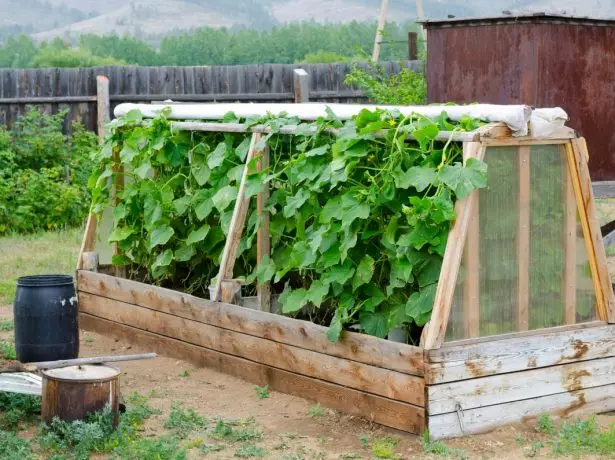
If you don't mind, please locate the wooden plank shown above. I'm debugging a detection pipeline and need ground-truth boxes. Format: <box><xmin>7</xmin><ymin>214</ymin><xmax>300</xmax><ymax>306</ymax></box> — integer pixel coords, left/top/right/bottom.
<box><xmin>77</xmin><ymin>271</ymin><xmax>424</xmax><ymax>376</ymax></box>
<box><xmin>79</xmin><ymin>313</ymin><xmax>425</xmax><ymax>434</ymax></box>
<box><xmin>571</xmin><ymin>138</ymin><xmax>615</xmax><ymax>323</ymax></box>
<box><xmin>565</xmin><ymin>167</ymin><xmax>577</xmax><ymax>324</ymax></box>
<box><xmin>422</xmin><ymin>142</ymin><xmax>486</xmax><ymax>350</ymax></box>
<box><xmin>517</xmin><ymin>146</ymin><xmax>531</xmax><ymax>331</ymax></box>
<box><xmin>293</xmin><ymin>69</ymin><xmax>310</xmax><ymax>103</ymax></box>
<box><xmin>256</xmin><ymin>145</ymin><xmax>271</xmax><ymax>312</ymax></box>
<box><xmin>463</xmin><ymin>195</ymin><xmax>480</xmax><ymax>338</ymax></box>
<box><xmin>426</xmin><ymin>322</ymin><xmax>615</xmax><ymax>384</ymax></box>
<box><xmin>428</xmin><ymin>355</ymin><xmax>615</xmax><ymax>415</ymax></box>
<box><xmin>212</xmin><ymin>133</ymin><xmax>260</xmax><ymax>301</ymax></box>
<box><xmin>428</xmin><ymin>382</ymin><xmax>615</xmax><ymax>439</ymax></box>
<box><xmin>80</xmin><ymin>293</ymin><xmax>424</xmax><ymax>405</ymax></box>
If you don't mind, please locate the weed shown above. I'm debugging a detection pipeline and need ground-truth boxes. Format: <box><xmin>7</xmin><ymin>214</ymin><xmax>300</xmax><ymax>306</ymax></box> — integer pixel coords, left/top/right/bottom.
<box><xmin>254</xmin><ymin>384</ymin><xmax>270</xmax><ymax>399</ymax></box>
<box><xmin>0</xmin><ymin>341</ymin><xmax>16</xmax><ymax>359</ymax></box>
<box><xmin>0</xmin><ymin>392</ymin><xmax>41</xmax><ymax>415</ymax></box>
<box><xmin>523</xmin><ymin>440</ymin><xmax>544</xmax><ymax>458</ymax></box>
<box><xmin>163</xmin><ymin>402</ymin><xmax>206</xmax><ymax>438</ymax></box>
<box><xmin>0</xmin><ymin>319</ymin><xmax>13</xmax><ymax>331</ymax></box>
<box><xmin>212</xmin><ymin>419</ymin><xmax>263</xmax><ymax>442</ymax></box>
<box><xmin>309</xmin><ymin>403</ymin><xmax>324</xmax><ymax>418</ymax></box>
<box><xmin>339</xmin><ymin>454</ymin><xmax>362</xmax><ymax>459</ymax></box>
<box><xmin>185</xmin><ymin>437</ymin><xmax>204</xmax><ymax>449</ymax></box>
<box><xmin>317</xmin><ymin>435</ymin><xmax>328</xmax><ymax>445</ymax></box>
<box><xmin>536</xmin><ymin>413</ymin><xmax>554</xmax><ymax>435</ymax></box>
<box><xmin>0</xmin><ymin>408</ymin><xmax>25</xmax><ymax>431</ymax></box>
<box><xmin>199</xmin><ymin>443</ymin><xmax>226</xmax><ymax>455</ymax></box>
<box><xmin>0</xmin><ymin>430</ymin><xmax>36</xmax><ymax>460</ymax></box>
<box><xmin>84</xmin><ymin>336</ymin><xmax>94</xmax><ymax>343</ymax></box>
<box><xmin>234</xmin><ymin>444</ymin><xmax>267</xmax><ymax>457</ymax></box>
<box><xmin>179</xmin><ymin>369</ymin><xmax>190</xmax><ymax>377</ymax></box>
<box><xmin>551</xmin><ymin>417</ymin><xmax>598</xmax><ymax>455</ymax></box>
<box><xmin>113</xmin><ymin>435</ymin><xmax>187</xmax><ymax>459</ymax></box>
<box><xmin>273</xmin><ymin>442</ymin><xmax>290</xmax><ymax>450</ymax></box>
<box><xmin>371</xmin><ymin>435</ymin><xmax>399</xmax><ymax>459</ymax></box>
<box><xmin>358</xmin><ymin>434</ymin><xmax>370</xmax><ymax>447</ymax></box>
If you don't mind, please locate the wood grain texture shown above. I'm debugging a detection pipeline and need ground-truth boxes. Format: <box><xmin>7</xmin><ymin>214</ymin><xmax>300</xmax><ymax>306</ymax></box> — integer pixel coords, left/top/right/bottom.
<box><xmin>256</xmin><ymin>145</ymin><xmax>271</xmax><ymax>312</ymax></box>
<box><xmin>79</xmin><ymin>292</ymin><xmax>424</xmax><ymax>405</ymax></box>
<box><xmin>517</xmin><ymin>146</ymin><xmax>531</xmax><ymax>331</ymax></box>
<box><xmin>77</xmin><ymin>271</ymin><xmax>424</xmax><ymax>376</ymax></box>
<box><xmin>79</xmin><ymin>313</ymin><xmax>425</xmax><ymax>434</ymax></box>
<box><xmin>565</xmin><ymin>168</ymin><xmax>577</xmax><ymax>324</ymax></box>
<box><xmin>428</xmin><ymin>355</ymin><xmax>615</xmax><ymax>414</ymax></box>
<box><xmin>426</xmin><ymin>322</ymin><xmax>615</xmax><ymax>384</ymax></box>
<box><xmin>428</xmin><ymin>382</ymin><xmax>615</xmax><ymax>439</ymax></box>
<box><xmin>76</xmin><ymin>214</ymin><xmax>97</xmax><ymax>271</ymax></box>
<box><xmin>571</xmin><ymin>138</ymin><xmax>615</xmax><ymax>323</ymax></box>
<box><xmin>422</xmin><ymin>142</ymin><xmax>486</xmax><ymax>349</ymax></box>
<box><xmin>463</xmin><ymin>196</ymin><xmax>480</xmax><ymax>338</ymax></box>
<box><xmin>293</xmin><ymin>69</ymin><xmax>310</xmax><ymax>103</ymax></box>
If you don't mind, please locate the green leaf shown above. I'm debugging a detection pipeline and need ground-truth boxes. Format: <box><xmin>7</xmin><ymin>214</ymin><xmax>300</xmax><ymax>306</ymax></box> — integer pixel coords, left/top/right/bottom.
<box><xmin>152</xmin><ymin>249</ymin><xmax>174</xmax><ymax>268</ymax></box>
<box><xmin>245</xmin><ymin>172</ymin><xmax>265</xmax><ymax>197</ymax></box>
<box><xmin>290</xmin><ymin>240</ymin><xmax>317</xmax><ymax>268</ymax></box>
<box><xmin>173</xmin><ymin>196</ymin><xmax>191</xmax><ymax>216</ymax></box>
<box><xmin>406</xmin><ymin>284</ymin><xmax>437</xmax><ymax>326</ymax></box>
<box><xmin>186</xmin><ymin>224</ymin><xmax>211</xmax><ymax>245</ymax></box>
<box><xmin>212</xmin><ymin>185</ymin><xmax>237</xmax><ymax>212</ymax></box>
<box><xmin>352</xmin><ymin>255</ymin><xmax>375</xmax><ymax>291</ymax></box>
<box><xmin>359</xmin><ymin>311</ymin><xmax>389</xmax><ymax>338</ymax></box>
<box><xmin>149</xmin><ymin>225</ymin><xmax>175</xmax><ymax>250</ymax></box>
<box><xmin>305</xmin><ymin>144</ymin><xmax>330</xmax><ymax>157</ymax></box>
<box><xmin>192</xmin><ymin>164</ymin><xmax>211</xmax><ymax>186</ymax></box>
<box><xmin>175</xmin><ymin>244</ymin><xmax>196</xmax><ymax>262</ymax></box>
<box><xmin>112</xmin><ymin>203</ymin><xmax>127</xmax><ymax>226</ymax></box>
<box><xmin>253</xmin><ymin>255</ymin><xmax>276</xmax><ymax>284</ymax></box>
<box><xmin>280</xmin><ymin>287</ymin><xmax>308</xmax><ymax>314</ymax></box>
<box><xmin>235</xmin><ymin>136</ymin><xmax>251</xmax><ymax>161</ymax></box>
<box><xmin>394</xmin><ymin>166</ymin><xmax>437</xmax><ymax>191</ymax></box>
<box><xmin>417</xmin><ymin>257</ymin><xmax>442</xmax><ymax>287</ymax></box>
<box><xmin>438</xmin><ymin>158</ymin><xmax>488</xmax><ymax>199</ymax></box>
<box><xmin>144</xmin><ymin>195</ymin><xmax>163</xmax><ymax>230</ymax></box>
<box><xmin>283</xmin><ymin>189</ymin><xmax>310</xmax><ymax>218</ymax></box>
<box><xmin>320</xmin><ymin>196</ymin><xmax>342</xmax><ymax>223</ymax></box>
<box><xmin>326</xmin><ymin>311</ymin><xmax>344</xmax><ymax>343</ymax></box>
<box><xmin>411</xmin><ymin>119</ymin><xmax>440</xmax><ymax>150</ymax></box>
<box><xmin>134</xmin><ymin>162</ymin><xmax>152</xmax><ymax>179</ymax></box>
<box><xmin>207</xmin><ymin>142</ymin><xmax>227</xmax><ymax>169</ymax></box>
<box><xmin>119</xmin><ymin>145</ymin><xmax>138</xmax><ymax>163</ymax></box>
<box><xmin>108</xmin><ymin>226</ymin><xmax>134</xmax><ymax>242</ymax></box>
<box><xmin>306</xmin><ymin>280</ymin><xmax>329</xmax><ymax>308</ymax></box>
<box><xmin>111</xmin><ymin>254</ymin><xmax>131</xmax><ymax>266</ymax></box>
<box><xmin>193</xmin><ymin>192</ymin><xmax>214</xmax><ymax>221</ymax></box>
<box><xmin>319</xmin><ymin>245</ymin><xmax>341</xmax><ymax>268</ymax></box>
<box><xmin>362</xmin><ymin>285</ymin><xmax>386</xmax><ymax>312</ymax></box>
<box><xmin>322</xmin><ymin>261</ymin><xmax>355</xmax><ymax>285</ymax></box>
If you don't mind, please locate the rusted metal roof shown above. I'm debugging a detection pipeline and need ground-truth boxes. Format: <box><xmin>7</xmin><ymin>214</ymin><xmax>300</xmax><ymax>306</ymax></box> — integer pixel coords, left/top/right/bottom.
<box><xmin>422</xmin><ymin>12</ymin><xmax>615</xmax><ymax>28</ymax></box>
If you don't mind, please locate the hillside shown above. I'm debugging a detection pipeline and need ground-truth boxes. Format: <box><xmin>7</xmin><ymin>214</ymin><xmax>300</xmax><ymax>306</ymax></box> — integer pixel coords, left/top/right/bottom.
<box><xmin>1</xmin><ymin>0</ymin><xmax>614</xmax><ymax>42</ymax></box>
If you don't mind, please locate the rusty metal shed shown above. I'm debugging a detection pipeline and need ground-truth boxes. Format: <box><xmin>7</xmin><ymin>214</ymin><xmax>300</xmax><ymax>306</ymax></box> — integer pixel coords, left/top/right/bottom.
<box><xmin>423</xmin><ymin>13</ymin><xmax>615</xmax><ymax>184</ymax></box>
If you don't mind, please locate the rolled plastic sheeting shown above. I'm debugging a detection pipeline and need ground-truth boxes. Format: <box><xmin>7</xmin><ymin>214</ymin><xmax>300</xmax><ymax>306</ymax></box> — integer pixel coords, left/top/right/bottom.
<box><xmin>114</xmin><ymin>102</ymin><xmax>536</xmax><ymax>136</ymax></box>
<box><xmin>529</xmin><ymin>108</ymin><xmax>569</xmax><ymax>138</ymax></box>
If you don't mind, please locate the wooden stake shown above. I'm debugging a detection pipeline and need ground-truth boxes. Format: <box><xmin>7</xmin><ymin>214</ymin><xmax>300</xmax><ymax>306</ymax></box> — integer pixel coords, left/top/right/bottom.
<box><xmin>220</xmin><ymin>280</ymin><xmax>242</xmax><ymax>305</ymax></box>
<box><xmin>256</xmin><ymin>145</ymin><xmax>271</xmax><ymax>312</ymax></box>
<box><xmin>371</xmin><ymin>0</ymin><xmax>389</xmax><ymax>62</ymax></box>
<box><xmin>564</xmin><ymin>161</ymin><xmax>577</xmax><ymax>324</ymax></box>
<box><xmin>213</xmin><ymin>133</ymin><xmax>261</xmax><ymax>301</ymax></box>
<box><xmin>463</xmin><ymin>196</ymin><xmax>480</xmax><ymax>338</ymax></box>
<box><xmin>293</xmin><ymin>69</ymin><xmax>310</xmax><ymax>103</ymax></box>
<box><xmin>80</xmin><ymin>252</ymin><xmax>99</xmax><ymax>272</ymax></box>
<box><xmin>517</xmin><ymin>146</ymin><xmax>531</xmax><ymax>331</ymax></box>
<box><xmin>422</xmin><ymin>142</ymin><xmax>486</xmax><ymax>349</ymax></box>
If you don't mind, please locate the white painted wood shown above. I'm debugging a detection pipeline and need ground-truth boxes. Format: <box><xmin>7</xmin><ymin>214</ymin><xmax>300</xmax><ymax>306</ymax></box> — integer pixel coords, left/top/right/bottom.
<box><xmin>428</xmin><ymin>383</ymin><xmax>615</xmax><ymax>439</ymax></box>
<box><xmin>428</xmin><ymin>356</ymin><xmax>615</xmax><ymax>414</ymax></box>
<box><xmin>426</xmin><ymin>323</ymin><xmax>615</xmax><ymax>384</ymax></box>
<box><xmin>0</xmin><ymin>373</ymin><xmax>42</xmax><ymax>396</ymax></box>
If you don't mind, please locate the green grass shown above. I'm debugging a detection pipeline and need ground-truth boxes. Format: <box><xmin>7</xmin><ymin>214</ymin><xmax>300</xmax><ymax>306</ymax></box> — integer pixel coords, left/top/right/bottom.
<box><xmin>253</xmin><ymin>384</ymin><xmax>270</xmax><ymax>399</ymax></box>
<box><xmin>163</xmin><ymin>402</ymin><xmax>207</xmax><ymax>438</ymax></box>
<box><xmin>234</xmin><ymin>444</ymin><xmax>267</xmax><ymax>457</ymax></box>
<box><xmin>0</xmin><ymin>341</ymin><xmax>16</xmax><ymax>359</ymax></box>
<box><xmin>0</xmin><ymin>228</ymin><xmax>82</xmax><ymax>305</ymax></box>
<box><xmin>308</xmin><ymin>403</ymin><xmax>324</xmax><ymax>418</ymax></box>
<box><xmin>0</xmin><ymin>319</ymin><xmax>13</xmax><ymax>331</ymax></box>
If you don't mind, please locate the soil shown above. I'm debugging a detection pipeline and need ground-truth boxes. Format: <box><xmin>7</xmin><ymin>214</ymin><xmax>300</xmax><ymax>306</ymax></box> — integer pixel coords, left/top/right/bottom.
<box><xmin>1</xmin><ymin>304</ymin><xmax>613</xmax><ymax>459</ymax></box>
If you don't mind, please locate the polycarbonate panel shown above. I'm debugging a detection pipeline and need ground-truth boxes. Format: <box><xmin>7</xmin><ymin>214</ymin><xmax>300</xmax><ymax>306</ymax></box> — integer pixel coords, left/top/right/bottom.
<box><xmin>445</xmin><ymin>144</ymin><xmax>597</xmax><ymax>342</ymax></box>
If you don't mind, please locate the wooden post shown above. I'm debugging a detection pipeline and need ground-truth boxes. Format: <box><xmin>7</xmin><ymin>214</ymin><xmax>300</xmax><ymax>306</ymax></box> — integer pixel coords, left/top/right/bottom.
<box><xmin>421</xmin><ymin>142</ymin><xmax>487</xmax><ymax>349</ymax></box>
<box><xmin>371</xmin><ymin>0</ymin><xmax>390</xmax><ymax>62</ymax></box>
<box><xmin>256</xmin><ymin>145</ymin><xmax>271</xmax><ymax>312</ymax></box>
<box><xmin>77</xmin><ymin>76</ymin><xmax>110</xmax><ymax>271</ymax></box>
<box><xmin>567</xmin><ymin>139</ymin><xmax>615</xmax><ymax>323</ymax></box>
<box><xmin>80</xmin><ymin>252</ymin><xmax>99</xmax><ymax>272</ymax></box>
<box><xmin>463</xmin><ymin>199</ymin><xmax>480</xmax><ymax>338</ymax></box>
<box><xmin>517</xmin><ymin>146</ymin><xmax>531</xmax><ymax>331</ymax></box>
<box><xmin>220</xmin><ymin>280</ymin><xmax>242</xmax><ymax>305</ymax></box>
<box><xmin>564</xmin><ymin>164</ymin><xmax>577</xmax><ymax>324</ymax></box>
<box><xmin>213</xmin><ymin>133</ymin><xmax>261</xmax><ymax>301</ymax></box>
<box><xmin>408</xmin><ymin>32</ymin><xmax>418</xmax><ymax>60</ymax></box>
<box><xmin>293</xmin><ymin>69</ymin><xmax>310</xmax><ymax>103</ymax></box>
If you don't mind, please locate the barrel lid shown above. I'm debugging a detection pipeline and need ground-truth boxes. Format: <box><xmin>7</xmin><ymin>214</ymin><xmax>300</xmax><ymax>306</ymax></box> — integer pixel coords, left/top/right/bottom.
<box><xmin>42</xmin><ymin>365</ymin><xmax>120</xmax><ymax>382</ymax></box>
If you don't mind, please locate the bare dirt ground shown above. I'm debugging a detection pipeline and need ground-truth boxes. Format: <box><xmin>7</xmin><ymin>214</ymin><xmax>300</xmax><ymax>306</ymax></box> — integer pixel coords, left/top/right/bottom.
<box><xmin>1</xmin><ymin>304</ymin><xmax>613</xmax><ymax>459</ymax></box>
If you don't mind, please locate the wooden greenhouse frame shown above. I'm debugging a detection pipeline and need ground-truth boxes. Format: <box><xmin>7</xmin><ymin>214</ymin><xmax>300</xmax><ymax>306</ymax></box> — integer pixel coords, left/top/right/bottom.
<box><xmin>76</xmin><ymin>99</ymin><xmax>615</xmax><ymax>439</ymax></box>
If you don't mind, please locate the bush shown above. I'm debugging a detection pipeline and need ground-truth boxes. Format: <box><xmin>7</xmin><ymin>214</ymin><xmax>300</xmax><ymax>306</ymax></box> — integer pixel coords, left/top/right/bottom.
<box><xmin>0</xmin><ymin>107</ymin><xmax>97</xmax><ymax>234</ymax></box>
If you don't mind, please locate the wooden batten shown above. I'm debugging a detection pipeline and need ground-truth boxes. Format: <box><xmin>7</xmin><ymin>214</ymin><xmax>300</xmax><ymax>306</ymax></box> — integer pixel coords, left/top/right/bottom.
<box><xmin>77</xmin><ymin>271</ymin><xmax>424</xmax><ymax>376</ymax></box>
<box><xmin>80</xmin><ymin>314</ymin><xmax>424</xmax><ymax>434</ymax></box>
<box><xmin>255</xmin><ymin>145</ymin><xmax>271</xmax><ymax>312</ymax></box>
<box><xmin>517</xmin><ymin>146</ymin><xmax>531</xmax><ymax>331</ymax></box>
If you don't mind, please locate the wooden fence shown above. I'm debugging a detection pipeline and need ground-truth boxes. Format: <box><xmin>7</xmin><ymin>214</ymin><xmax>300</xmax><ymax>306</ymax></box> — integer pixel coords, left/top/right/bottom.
<box><xmin>0</xmin><ymin>61</ymin><xmax>423</xmax><ymax>132</ymax></box>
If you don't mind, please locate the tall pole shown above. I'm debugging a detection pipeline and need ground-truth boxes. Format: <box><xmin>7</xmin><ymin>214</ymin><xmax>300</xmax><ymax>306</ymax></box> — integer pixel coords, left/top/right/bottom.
<box><xmin>416</xmin><ymin>0</ymin><xmax>426</xmax><ymax>46</ymax></box>
<box><xmin>371</xmin><ymin>0</ymin><xmax>390</xmax><ymax>62</ymax></box>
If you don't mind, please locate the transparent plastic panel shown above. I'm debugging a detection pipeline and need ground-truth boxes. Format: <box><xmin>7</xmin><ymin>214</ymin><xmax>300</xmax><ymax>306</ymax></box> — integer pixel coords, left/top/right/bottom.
<box><xmin>445</xmin><ymin>144</ymin><xmax>597</xmax><ymax>342</ymax></box>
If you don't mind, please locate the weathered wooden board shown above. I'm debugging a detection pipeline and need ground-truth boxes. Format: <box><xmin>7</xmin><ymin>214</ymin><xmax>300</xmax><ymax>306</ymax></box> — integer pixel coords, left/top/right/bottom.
<box><xmin>428</xmin><ymin>356</ymin><xmax>615</xmax><ymax>414</ymax></box>
<box><xmin>77</xmin><ymin>271</ymin><xmax>424</xmax><ymax>376</ymax></box>
<box><xmin>428</xmin><ymin>382</ymin><xmax>615</xmax><ymax>439</ymax></box>
<box><xmin>426</xmin><ymin>322</ymin><xmax>615</xmax><ymax>384</ymax></box>
<box><xmin>79</xmin><ymin>292</ymin><xmax>424</xmax><ymax>406</ymax></box>
<box><xmin>79</xmin><ymin>313</ymin><xmax>425</xmax><ymax>434</ymax></box>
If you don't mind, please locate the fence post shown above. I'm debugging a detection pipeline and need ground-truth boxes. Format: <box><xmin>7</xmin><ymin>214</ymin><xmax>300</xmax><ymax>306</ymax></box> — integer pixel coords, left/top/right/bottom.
<box><xmin>408</xmin><ymin>32</ymin><xmax>418</xmax><ymax>60</ymax></box>
<box><xmin>293</xmin><ymin>69</ymin><xmax>310</xmax><ymax>103</ymax></box>
<box><xmin>96</xmin><ymin>76</ymin><xmax>110</xmax><ymax>141</ymax></box>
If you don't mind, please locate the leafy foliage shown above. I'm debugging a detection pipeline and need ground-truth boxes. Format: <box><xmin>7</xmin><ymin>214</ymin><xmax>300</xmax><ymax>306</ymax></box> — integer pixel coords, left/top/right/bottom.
<box><xmin>163</xmin><ymin>403</ymin><xmax>207</xmax><ymax>438</ymax></box>
<box><xmin>0</xmin><ymin>108</ymin><xmax>97</xmax><ymax>234</ymax></box>
<box><xmin>90</xmin><ymin>107</ymin><xmax>487</xmax><ymax>342</ymax></box>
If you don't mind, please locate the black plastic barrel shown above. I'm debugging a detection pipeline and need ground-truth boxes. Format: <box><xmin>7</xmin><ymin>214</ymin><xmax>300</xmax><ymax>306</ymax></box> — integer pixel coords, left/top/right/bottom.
<box><xmin>13</xmin><ymin>275</ymin><xmax>79</xmax><ymax>363</ymax></box>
